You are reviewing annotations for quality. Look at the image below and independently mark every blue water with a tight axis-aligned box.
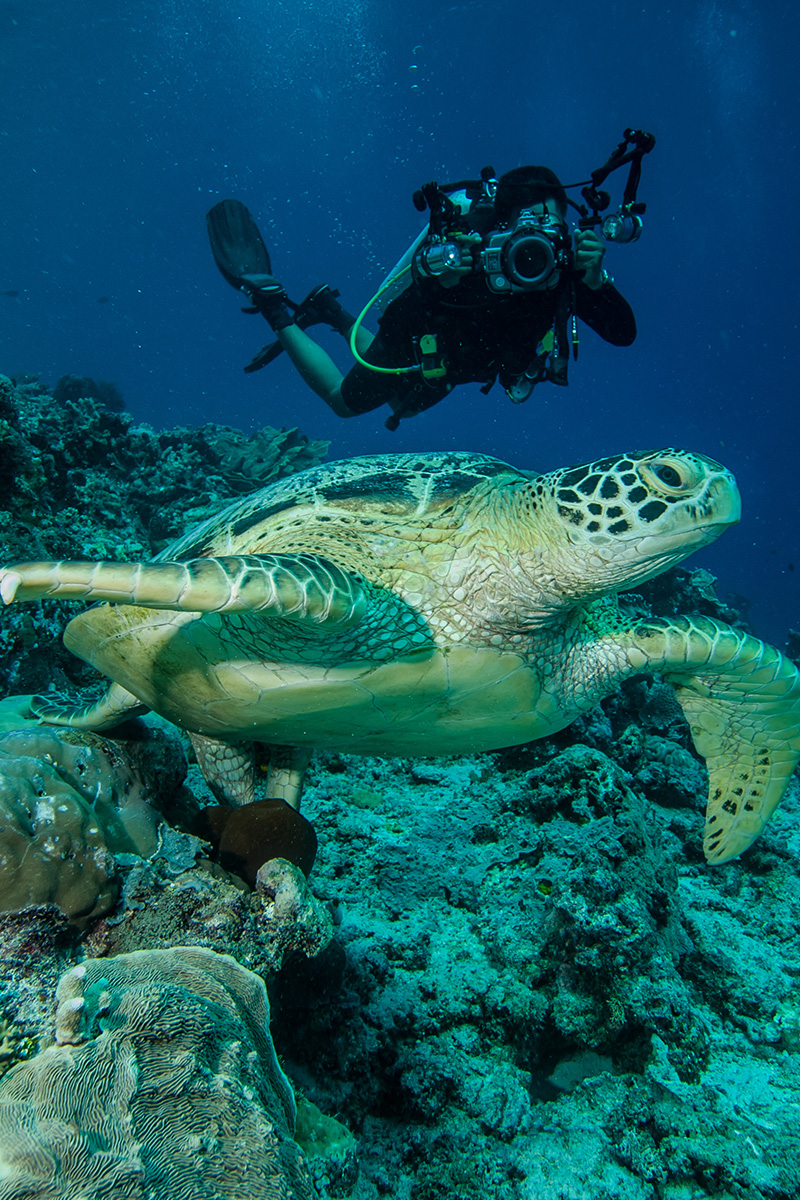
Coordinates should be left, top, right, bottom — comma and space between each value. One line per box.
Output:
1, 0, 797, 642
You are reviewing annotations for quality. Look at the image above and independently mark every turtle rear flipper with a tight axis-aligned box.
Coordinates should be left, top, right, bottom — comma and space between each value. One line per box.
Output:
189, 732, 256, 808
31, 683, 147, 731
189, 736, 312, 809
0, 555, 367, 628
625, 617, 800, 863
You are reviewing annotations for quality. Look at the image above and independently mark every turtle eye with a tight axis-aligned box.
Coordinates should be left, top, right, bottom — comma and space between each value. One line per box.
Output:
640, 457, 701, 495
653, 463, 683, 488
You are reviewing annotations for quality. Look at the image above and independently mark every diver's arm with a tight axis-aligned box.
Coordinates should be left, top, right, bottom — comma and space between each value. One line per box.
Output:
574, 279, 637, 346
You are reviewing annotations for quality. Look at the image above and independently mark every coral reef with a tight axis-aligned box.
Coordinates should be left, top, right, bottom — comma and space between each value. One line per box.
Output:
0, 907, 77, 1081
1, 367, 799, 1197
269, 734, 800, 1198
0, 946, 314, 1198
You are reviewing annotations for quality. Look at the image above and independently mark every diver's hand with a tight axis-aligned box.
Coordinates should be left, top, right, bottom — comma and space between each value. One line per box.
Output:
574, 229, 606, 289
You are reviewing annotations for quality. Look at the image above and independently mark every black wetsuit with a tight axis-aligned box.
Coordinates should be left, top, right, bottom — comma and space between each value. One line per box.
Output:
340, 273, 636, 419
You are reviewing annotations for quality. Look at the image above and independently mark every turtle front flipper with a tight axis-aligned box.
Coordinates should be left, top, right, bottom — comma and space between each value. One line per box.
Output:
621, 616, 800, 863
31, 682, 148, 730
0, 555, 367, 627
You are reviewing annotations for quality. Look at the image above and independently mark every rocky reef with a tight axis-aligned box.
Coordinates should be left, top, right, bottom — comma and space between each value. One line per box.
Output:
0, 372, 798, 1199
275, 699, 800, 1198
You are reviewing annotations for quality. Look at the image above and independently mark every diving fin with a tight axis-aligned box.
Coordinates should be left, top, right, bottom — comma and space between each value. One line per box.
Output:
244, 339, 285, 374
206, 199, 273, 291
207, 201, 354, 370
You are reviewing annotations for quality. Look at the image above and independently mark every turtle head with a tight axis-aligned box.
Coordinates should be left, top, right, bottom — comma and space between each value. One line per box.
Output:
528, 448, 741, 597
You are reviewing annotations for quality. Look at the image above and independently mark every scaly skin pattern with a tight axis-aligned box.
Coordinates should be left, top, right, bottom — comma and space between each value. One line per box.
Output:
0, 554, 367, 625
2, 447, 798, 862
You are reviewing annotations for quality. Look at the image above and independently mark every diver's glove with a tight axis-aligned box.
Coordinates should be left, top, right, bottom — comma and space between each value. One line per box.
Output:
238, 273, 295, 332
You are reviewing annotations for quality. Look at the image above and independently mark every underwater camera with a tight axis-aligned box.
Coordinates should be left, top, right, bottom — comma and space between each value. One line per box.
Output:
410, 195, 574, 294
479, 209, 572, 293
412, 208, 571, 293
410, 128, 654, 294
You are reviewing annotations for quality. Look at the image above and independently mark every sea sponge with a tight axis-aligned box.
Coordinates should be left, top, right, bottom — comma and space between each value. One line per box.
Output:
195, 797, 318, 882
0, 946, 314, 1198
0, 725, 161, 926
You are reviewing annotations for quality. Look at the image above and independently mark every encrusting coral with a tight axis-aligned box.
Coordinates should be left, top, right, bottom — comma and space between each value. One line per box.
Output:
0, 946, 315, 1199
85, 856, 334, 977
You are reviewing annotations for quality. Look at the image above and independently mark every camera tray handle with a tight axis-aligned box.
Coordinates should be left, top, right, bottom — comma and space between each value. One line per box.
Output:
581, 128, 656, 220
412, 181, 463, 240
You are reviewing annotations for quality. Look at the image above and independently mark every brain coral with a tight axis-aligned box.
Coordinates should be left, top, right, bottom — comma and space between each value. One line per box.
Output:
0, 726, 161, 926
0, 946, 314, 1199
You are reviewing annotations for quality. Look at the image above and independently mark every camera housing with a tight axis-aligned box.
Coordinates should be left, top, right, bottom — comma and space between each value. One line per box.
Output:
479, 209, 572, 294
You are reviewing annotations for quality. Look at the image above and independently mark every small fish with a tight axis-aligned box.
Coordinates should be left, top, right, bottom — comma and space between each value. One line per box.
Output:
96, 295, 111, 304
2, 290, 19, 298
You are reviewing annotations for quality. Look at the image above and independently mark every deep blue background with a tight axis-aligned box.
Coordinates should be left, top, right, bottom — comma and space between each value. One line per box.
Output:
1, 0, 797, 642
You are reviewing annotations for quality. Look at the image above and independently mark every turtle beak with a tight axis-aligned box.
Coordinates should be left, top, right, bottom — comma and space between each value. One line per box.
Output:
706, 469, 741, 521
646, 472, 741, 558
692, 470, 742, 541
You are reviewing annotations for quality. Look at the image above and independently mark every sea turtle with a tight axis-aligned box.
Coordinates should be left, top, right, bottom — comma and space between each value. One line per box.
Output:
1, 448, 799, 864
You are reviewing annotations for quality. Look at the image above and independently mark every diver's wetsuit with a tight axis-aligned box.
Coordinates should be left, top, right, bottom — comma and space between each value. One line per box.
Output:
340, 273, 636, 418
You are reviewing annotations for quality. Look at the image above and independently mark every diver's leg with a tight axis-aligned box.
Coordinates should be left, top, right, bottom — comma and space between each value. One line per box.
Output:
277, 324, 354, 416
293, 284, 374, 354
351, 324, 374, 354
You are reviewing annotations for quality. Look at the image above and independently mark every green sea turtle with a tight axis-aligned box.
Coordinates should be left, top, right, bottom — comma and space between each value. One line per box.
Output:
1, 448, 799, 864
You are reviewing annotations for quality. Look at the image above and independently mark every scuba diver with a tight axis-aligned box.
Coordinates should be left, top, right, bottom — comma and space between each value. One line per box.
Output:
207, 132, 653, 431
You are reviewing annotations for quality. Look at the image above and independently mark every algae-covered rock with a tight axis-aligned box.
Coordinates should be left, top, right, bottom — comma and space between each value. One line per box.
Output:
294, 1095, 358, 1196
